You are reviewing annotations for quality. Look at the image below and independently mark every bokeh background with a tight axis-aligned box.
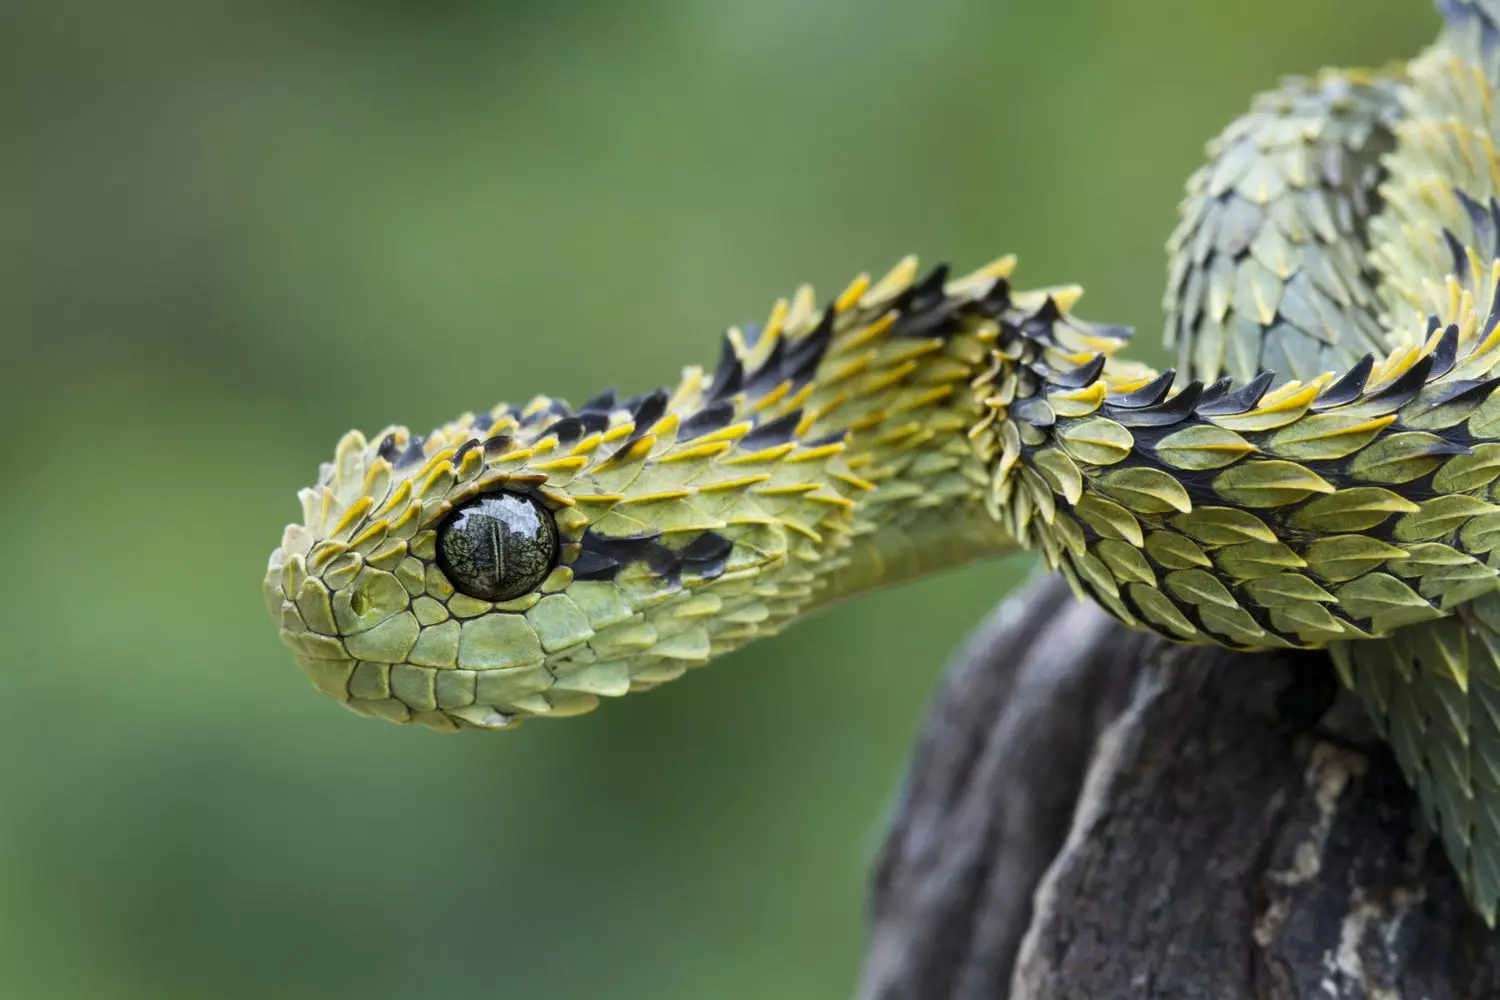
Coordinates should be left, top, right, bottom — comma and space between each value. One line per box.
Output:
3, 2, 1436, 997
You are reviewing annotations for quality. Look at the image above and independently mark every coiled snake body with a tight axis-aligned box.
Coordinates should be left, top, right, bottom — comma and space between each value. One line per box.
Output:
267, 1, 1500, 920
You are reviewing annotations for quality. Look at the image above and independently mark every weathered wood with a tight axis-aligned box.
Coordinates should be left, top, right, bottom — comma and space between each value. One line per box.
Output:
856, 575, 1500, 999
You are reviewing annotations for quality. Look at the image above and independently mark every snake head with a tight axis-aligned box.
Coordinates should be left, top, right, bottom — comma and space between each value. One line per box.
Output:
264, 376, 871, 732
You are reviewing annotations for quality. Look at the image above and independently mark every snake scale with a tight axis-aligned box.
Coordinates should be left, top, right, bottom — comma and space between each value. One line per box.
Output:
266, 1, 1500, 921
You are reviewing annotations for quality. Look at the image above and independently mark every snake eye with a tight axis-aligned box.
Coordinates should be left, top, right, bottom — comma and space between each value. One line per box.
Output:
436, 492, 559, 602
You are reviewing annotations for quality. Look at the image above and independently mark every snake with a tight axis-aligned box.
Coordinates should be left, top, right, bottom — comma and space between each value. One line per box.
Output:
266, 1, 1500, 922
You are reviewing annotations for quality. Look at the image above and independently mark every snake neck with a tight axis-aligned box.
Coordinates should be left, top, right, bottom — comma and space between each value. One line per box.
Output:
706, 256, 1137, 611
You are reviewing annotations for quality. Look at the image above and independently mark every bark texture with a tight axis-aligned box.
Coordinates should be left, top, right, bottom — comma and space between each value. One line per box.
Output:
855, 574, 1500, 999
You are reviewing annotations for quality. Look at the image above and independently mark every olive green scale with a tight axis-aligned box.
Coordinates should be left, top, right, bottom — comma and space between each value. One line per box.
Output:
267, 1, 1500, 924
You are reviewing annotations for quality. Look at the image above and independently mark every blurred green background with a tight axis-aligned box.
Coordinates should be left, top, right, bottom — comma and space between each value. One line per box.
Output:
2, 1, 1435, 997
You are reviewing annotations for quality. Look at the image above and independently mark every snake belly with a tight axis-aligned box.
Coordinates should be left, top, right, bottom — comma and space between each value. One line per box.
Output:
267, 3, 1500, 920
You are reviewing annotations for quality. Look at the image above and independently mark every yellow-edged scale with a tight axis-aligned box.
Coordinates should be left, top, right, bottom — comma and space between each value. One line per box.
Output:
268, 0, 1500, 921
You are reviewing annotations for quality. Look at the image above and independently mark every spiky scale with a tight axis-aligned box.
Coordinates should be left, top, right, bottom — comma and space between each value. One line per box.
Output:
1153, 425, 1255, 470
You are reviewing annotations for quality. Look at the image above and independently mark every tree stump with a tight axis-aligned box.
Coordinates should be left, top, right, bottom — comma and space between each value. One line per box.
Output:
856, 574, 1500, 999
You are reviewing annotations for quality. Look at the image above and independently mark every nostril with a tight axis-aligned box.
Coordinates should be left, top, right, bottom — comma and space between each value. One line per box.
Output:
350, 591, 369, 616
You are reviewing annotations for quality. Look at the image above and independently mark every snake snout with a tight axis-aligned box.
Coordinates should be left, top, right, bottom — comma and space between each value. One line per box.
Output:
267, 520, 587, 733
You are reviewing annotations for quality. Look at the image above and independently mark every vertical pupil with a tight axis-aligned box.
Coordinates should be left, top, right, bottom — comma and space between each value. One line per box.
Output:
488, 517, 505, 591
437, 492, 558, 601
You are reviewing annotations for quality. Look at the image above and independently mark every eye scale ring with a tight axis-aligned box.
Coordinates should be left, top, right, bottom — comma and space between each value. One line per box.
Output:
435, 492, 559, 602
